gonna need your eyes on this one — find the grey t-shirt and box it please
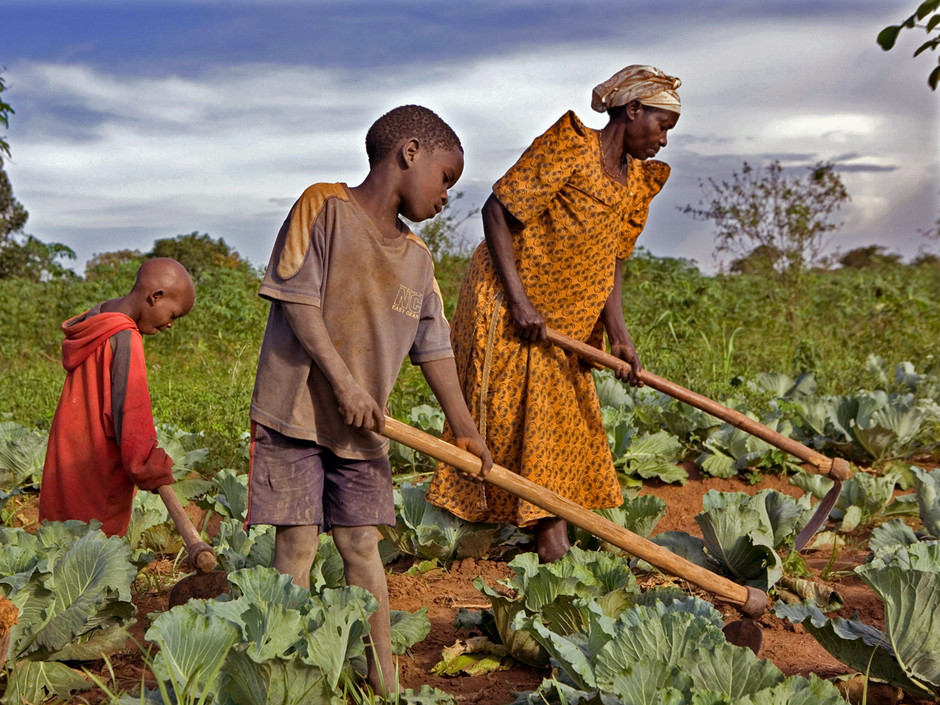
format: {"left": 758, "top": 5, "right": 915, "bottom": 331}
{"left": 250, "top": 182, "right": 453, "bottom": 459}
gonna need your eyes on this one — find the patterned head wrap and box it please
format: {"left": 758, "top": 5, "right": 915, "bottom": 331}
{"left": 591, "top": 65, "right": 682, "bottom": 115}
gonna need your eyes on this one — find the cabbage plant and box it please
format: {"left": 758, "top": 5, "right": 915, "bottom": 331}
{"left": 695, "top": 415, "right": 804, "bottom": 478}
{"left": 513, "top": 593, "right": 845, "bottom": 704}
{"left": 596, "top": 371, "right": 702, "bottom": 485}
{"left": 473, "top": 547, "right": 639, "bottom": 667}
{"left": 652, "top": 489, "right": 811, "bottom": 592}
{"left": 912, "top": 465, "right": 940, "bottom": 538}
{"left": 791, "top": 390, "right": 939, "bottom": 465}
{"left": 156, "top": 423, "right": 210, "bottom": 477}
{"left": 126, "top": 490, "right": 182, "bottom": 567}
{"left": 790, "top": 467, "right": 916, "bottom": 532}
{"left": 776, "top": 542, "right": 940, "bottom": 701}
{"left": 0, "top": 521, "right": 137, "bottom": 704}
{"left": 0, "top": 421, "right": 47, "bottom": 496}
{"left": 200, "top": 467, "right": 250, "bottom": 523}
{"left": 866, "top": 467, "right": 939, "bottom": 564}
{"left": 571, "top": 492, "right": 667, "bottom": 554}
{"left": 595, "top": 370, "right": 721, "bottom": 443}
{"left": 386, "top": 404, "right": 445, "bottom": 475}
{"left": 212, "top": 518, "right": 347, "bottom": 592}
{"left": 141, "top": 566, "right": 432, "bottom": 705}
{"left": 610, "top": 424, "right": 687, "bottom": 485}
{"left": 378, "top": 482, "right": 523, "bottom": 563}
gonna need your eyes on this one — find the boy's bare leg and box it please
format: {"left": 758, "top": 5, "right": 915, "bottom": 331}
{"left": 273, "top": 524, "right": 320, "bottom": 590}
{"left": 535, "top": 516, "right": 570, "bottom": 563}
{"left": 332, "top": 525, "right": 395, "bottom": 696}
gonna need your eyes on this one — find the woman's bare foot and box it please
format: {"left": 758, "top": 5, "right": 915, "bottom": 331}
{"left": 535, "top": 516, "right": 570, "bottom": 563}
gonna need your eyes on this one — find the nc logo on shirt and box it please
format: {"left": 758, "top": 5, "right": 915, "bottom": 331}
{"left": 392, "top": 284, "right": 422, "bottom": 319}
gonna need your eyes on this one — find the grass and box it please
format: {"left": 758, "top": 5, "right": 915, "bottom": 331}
{"left": 2, "top": 252, "right": 939, "bottom": 475}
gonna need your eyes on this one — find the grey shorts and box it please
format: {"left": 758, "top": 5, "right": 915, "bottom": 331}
{"left": 246, "top": 423, "right": 396, "bottom": 531}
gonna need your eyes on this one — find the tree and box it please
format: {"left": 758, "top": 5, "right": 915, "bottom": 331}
{"left": 680, "top": 160, "right": 850, "bottom": 283}
{"left": 0, "top": 167, "right": 26, "bottom": 236}
{"left": 148, "top": 231, "right": 252, "bottom": 280}
{"left": 0, "top": 73, "right": 13, "bottom": 164}
{"left": 0, "top": 74, "right": 76, "bottom": 281}
{"left": 84, "top": 248, "right": 145, "bottom": 280}
{"left": 414, "top": 191, "right": 480, "bottom": 263}
{"left": 913, "top": 205, "right": 940, "bottom": 265}
{"left": 877, "top": 0, "right": 940, "bottom": 90}
{"left": 837, "top": 245, "right": 902, "bottom": 269}
{"left": 728, "top": 244, "right": 782, "bottom": 276}
{"left": 0, "top": 168, "right": 76, "bottom": 280}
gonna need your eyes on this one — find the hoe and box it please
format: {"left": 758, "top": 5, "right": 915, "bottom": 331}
{"left": 379, "top": 328, "right": 852, "bottom": 653}
{"left": 166, "top": 329, "right": 851, "bottom": 653}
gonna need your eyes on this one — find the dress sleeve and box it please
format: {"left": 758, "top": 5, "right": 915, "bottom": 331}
{"left": 492, "top": 112, "right": 588, "bottom": 225}
{"left": 258, "top": 183, "right": 347, "bottom": 306}
{"left": 112, "top": 331, "right": 174, "bottom": 491}
{"left": 620, "top": 161, "right": 671, "bottom": 260}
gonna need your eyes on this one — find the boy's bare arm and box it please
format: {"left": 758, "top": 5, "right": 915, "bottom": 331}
{"left": 281, "top": 301, "right": 384, "bottom": 431}
{"left": 418, "top": 357, "right": 493, "bottom": 477}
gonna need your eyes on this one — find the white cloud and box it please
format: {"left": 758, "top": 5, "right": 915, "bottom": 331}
{"left": 4, "top": 5, "right": 937, "bottom": 274}
{"left": 765, "top": 114, "right": 880, "bottom": 142}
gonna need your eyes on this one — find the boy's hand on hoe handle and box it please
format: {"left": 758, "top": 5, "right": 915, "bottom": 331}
{"left": 454, "top": 434, "right": 493, "bottom": 480}
{"left": 418, "top": 357, "right": 494, "bottom": 480}
{"left": 335, "top": 378, "right": 385, "bottom": 432}
{"left": 282, "top": 301, "right": 385, "bottom": 432}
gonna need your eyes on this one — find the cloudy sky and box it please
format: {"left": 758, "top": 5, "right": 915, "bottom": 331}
{"left": 2, "top": 0, "right": 938, "bottom": 274}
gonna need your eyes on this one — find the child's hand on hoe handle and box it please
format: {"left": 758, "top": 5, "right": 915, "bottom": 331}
{"left": 336, "top": 378, "right": 385, "bottom": 432}
{"left": 415, "top": 356, "right": 494, "bottom": 481}
{"left": 454, "top": 433, "right": 493, "bottom": 480}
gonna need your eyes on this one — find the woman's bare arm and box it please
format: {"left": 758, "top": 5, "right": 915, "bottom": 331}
{"left": 601, "top": 258, "right": 643, "bottom": 386}
{"left": 482, "top": 193, "right": 546, "bottom": 341}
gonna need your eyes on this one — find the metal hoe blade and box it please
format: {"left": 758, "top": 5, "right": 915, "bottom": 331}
{"left": 794, "top": 479, "right": 843, "bottom": 552}
{"left": 722, "top": 619, "right": 763, "bottom": 654}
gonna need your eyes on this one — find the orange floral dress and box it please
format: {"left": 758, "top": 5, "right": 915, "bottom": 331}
{"left": 426, "top": 111, "right": 670, "bottom": 526}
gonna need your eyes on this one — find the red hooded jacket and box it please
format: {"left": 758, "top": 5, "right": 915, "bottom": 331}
{"left": 38, "top": 306, "right": 174, "bottom": 536}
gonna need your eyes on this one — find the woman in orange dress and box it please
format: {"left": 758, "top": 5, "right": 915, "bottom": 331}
{"left": 427, "top": 65, "right": 681, "bottom": 561}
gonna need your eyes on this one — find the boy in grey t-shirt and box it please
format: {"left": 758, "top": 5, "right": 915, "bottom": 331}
{"left": 248, "top": 105, "right": 491, "bottom": 695}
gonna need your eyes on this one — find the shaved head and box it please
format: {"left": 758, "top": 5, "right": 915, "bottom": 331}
{"left": 134, "top": 258, "right": 195, "bottom": 308}
{"left": 125, "top": 258, "right": 196, "bottom": 334}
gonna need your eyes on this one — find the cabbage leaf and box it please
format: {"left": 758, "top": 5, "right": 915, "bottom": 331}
{"left": 144, "top": 566, "right": 432, "bottom": 704}
{"left": 378, "top": 482, "right": 511, "bottom": 562}
{"left": 474, "top": 548, "right": 639, "bottom": 667}
{"left": 0, "top": 522, "right": 137, "bottom": 704}
{"left": 776, "top": 542, "right": 940, "bottom": 700}
{"left": 515, "top": 594, "right": 844, "bottom": 704}
{"left": 912, "top": 466, "right": 940, "bottom": 538}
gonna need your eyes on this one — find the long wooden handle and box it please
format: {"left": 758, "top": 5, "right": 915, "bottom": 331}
{"left": 382, "top": 417, "right": 767, "bottom": 618}
{"left": 546, "top": 328, "right": 851, "bottom": 481}
{"left": 157, "top": 485, "right": 218, "bottom": 573}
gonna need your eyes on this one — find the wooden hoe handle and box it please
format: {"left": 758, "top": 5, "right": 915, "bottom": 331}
{"left": 545, "top": 328, "right": 852, "bottom": 482}
{"left": 382, "top": 417, "right": 767, "bottom": 618}
{"left": 157, "top": 485, "right": 218, "bottom": 573}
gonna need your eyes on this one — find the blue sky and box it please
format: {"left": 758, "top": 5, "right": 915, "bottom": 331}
{"left": 2, "top": 0, "right": 938, "bottom": 273}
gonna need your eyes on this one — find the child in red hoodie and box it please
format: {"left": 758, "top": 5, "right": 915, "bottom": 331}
{"left": 39, "top": 258, "right": 196, "bottom": 536}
